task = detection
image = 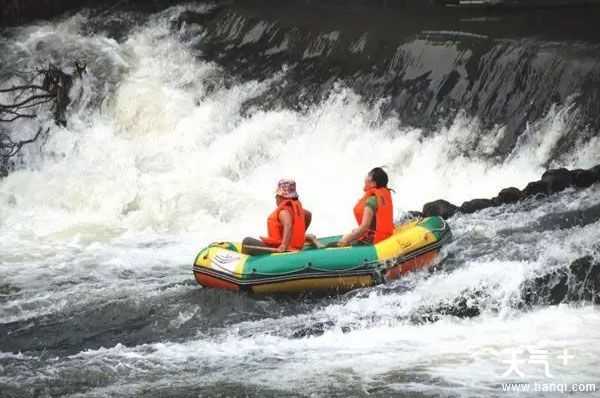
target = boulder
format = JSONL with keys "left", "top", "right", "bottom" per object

{"left": 590, "top": 164, "right": 600, "bottom": 179}
{"left": 496, "top": 187, "right": 521, "bottom": 204}
{"left": 572, "top": 169, "right": 597, "bottom": 188}
{"left": 422, "top": 199, "right": 458, "bottom": 220}
{"left": 522, "top": 256, "right": 600, "bottom": 306}
{"left": 541, "top": 168, "right": 573, "bottom": 193}
{"left": 521, "top": 180, "right": 546, "bottom": 199}
{"left": 419, "top": 165, "right": 598, "bottom": 219}
{"left": 460, "top": 198, "right": 493, "bottom": 214}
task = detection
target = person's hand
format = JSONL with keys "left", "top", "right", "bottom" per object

{"left": 276, "top": 244, "right": 288, "bottom": 253}
{"left": 337, "top": 237, "right": 349, "bottom": 247}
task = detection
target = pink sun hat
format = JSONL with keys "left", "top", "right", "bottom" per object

{"left": 275, "top": 179, "right": 299, "bottom": 199}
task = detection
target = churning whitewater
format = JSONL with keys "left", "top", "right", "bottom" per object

{"left": 1, "top": 3, "right": 599, "bottom": 397}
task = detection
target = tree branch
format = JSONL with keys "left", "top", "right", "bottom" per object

{"left": 0, "top": 94, "right": 53, "bottom": 109}
{"left": 0, "top": 127, "right": 48, "bottom": 158}
{"left": 0, "top": 115, "right": 36, "bottom": 122}
{"left": 0, "top": 84, "right": 46, "bottom": 93}
{"left": 1, "top": 60, "right": 87, "bottom": 175}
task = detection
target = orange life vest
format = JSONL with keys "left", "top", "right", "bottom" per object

{"left": 353, "top": 187, "right": 394, "bottom": 244}
{"left": 260, "top": 199, "right": 306, "bottom": 250}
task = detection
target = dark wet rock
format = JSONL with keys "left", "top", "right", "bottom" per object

{"left": 496, "top": 187, "right": 521, "bottom": 204}
{"left": 521, "top": 269, "right": 569, "bottom": 305}
{"left": 407, "top": 210, "right": 423, "bottom": 219}
{"left": 438, "top": 295, "right": 482, "bottom": 318}
{"left": 521, "top": 256, "right": 600, "bottom": 306}
{"left": 460, "top": 198, "right": 493, "bottom": 214}
{"left": 569, "top": 257, "right": 600, "bottom": 302}
{"left": 173, "top": 7, "right": 223, "bottom": 30}
{"left": 422, "top": 199, "right": 458, "bottom": 220}
{"left": 541, "top": 167, "right": 573, "bottom": 193}
{"left": 572, "top": 169, "right": 597, "bottom": 188}
{"left": 421, "top": 165, "right": 597, "bottom": 217}
{"left": 521, "top": 180, "right": 547, "bottom": 199}
{"left": 290, "top": 321, "right": 331, "bottom": 338}
{"left": 411, "top": 293, "right": 482, "bottom": 323}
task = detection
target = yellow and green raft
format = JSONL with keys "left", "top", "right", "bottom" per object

{"left": 193, "top": 216, "right": 451, "bottom": 294}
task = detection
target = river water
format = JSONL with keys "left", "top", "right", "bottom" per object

{"left": 1, "top": 2, "right": 599, "bottom": 397}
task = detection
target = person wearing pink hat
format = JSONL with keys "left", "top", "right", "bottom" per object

{"left": 242, "top": 179, "right": 322, "bottom": 255}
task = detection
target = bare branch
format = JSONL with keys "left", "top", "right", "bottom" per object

{"left": 0, "top": 94, "right": 53, "bottom": 109}
{"left": 0, "top": 108, "right": 37, "bottom": 121}
{"left": 0, "top": 84, "right": 46, "bottom": 93}
{"left": 0, "top": 114, "right": 36, "bottom": 122}
{"left": 1, "top": 60, "right": 87, "bottom": 175}
{"left": 0, "top": 127, "right": 48, "bottom": 158}
{"left": 18, "top": 98, "right": 54, "bottom": 109}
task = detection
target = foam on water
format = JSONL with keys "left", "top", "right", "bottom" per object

{"left": 1, "top": 4, "right": 599, "bottom": 397}
{"left": 2, "top": 6, "right": 598, "bottom": 254}
{"left": 2, "top": 305, "right": 598, "bottom": 397}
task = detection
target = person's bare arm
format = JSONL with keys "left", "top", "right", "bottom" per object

{"left": 338, "top": 207, "right": 374, "bottom": 247}
{"left": 277, "top": 209, "right": 293, "bottom": 252}
{"left": 304, "top": 209, "right": 312, "bottom": 229}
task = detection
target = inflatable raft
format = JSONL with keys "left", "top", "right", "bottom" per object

{"left": 193, "top": 216, "right": 451, "bottom": 294}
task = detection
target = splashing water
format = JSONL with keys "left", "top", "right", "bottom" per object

{"left": 1, "top": 4, "right": 599, "bottom": 397}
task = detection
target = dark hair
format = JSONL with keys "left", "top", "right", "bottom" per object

{"left": 368, "top": 167, "right": 388, "bottom": 188}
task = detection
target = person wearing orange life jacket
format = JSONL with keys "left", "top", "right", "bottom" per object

{"left": 242, "top": 179, "right": 322, "bottom": 255}
{"left": 337, "top": 167, "right": 394, "bottom": 247}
